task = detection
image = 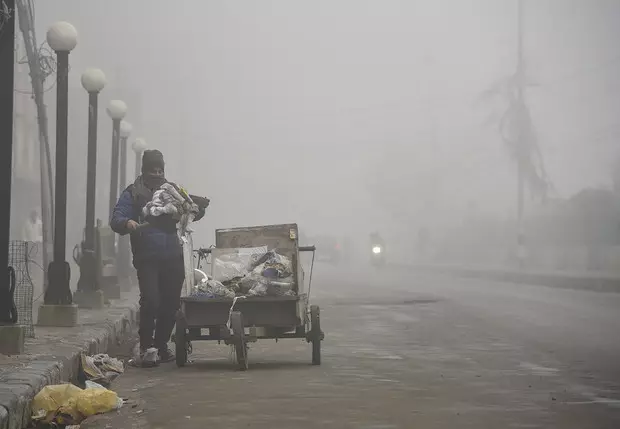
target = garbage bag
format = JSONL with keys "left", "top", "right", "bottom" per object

{"left": 75, "top": 387, "right": 121, "bottom": 417}
{"left": 212, "top": 247, "right": 268, "bottom": 282}
{"left": 253, "top": 250, "right": 293, "bottom": 278}
{"left": 246, "top": 274, "right": 295, "bottom": 297}
{"left": 32, "top": 382, "right": 121, "bottom": 425}
{"left": 32, "top": 384, "right": 83, "bottom": 424}
{"left": 191, "top": 279, "right": 235, "bottom": 298}
{"left": 212, "top": 254, "right": 249, "bottom": 282}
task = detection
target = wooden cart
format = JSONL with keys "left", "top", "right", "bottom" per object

{"left": 174, "top": 223, "right": 322, "bottom": 370}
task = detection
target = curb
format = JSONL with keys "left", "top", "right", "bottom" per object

{"left": 410, "top": 264, "right": 620, "bottom": 293}
{"left": 0, "top": 302, "right": 139, "bottom": 429}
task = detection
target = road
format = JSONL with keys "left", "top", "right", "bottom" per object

{"left": 83, "top": 263, "right": 620, "bottom": 429}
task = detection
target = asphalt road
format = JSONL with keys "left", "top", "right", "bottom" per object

{"left": 83, "top": 263, "right": 620, "bottom": 429}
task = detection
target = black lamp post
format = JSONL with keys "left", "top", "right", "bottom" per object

{"left": 119, "top": 121, "right": 132, "bottom": 195}
{"left": 106, "top": 100, "right": 127, "bottom": 220}
{"left": 75, "top": 68, "right": 107, "bottom": 308}
{"left": 43, "top": 21, "right": 78, "bottom": 309}
{"left": 117, "top": 121, "right": 132, "bottom": 287}
{"left": 0, "top": 0, "right": 17, "bottom": 325}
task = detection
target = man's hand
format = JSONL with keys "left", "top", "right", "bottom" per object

{"left": 126, "top": 220, "right": 139, "bottom": 231}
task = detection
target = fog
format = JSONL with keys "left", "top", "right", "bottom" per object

{"left": 14, "top": 1, "right": 620, "bottom": 264}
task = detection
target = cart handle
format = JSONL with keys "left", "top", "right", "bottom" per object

{"left": 299, "top": 245, "right": 316, "bottom": 252}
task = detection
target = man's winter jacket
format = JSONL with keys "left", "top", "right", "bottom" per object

{"left": 110, "top": 177, "right": 205, "bottom": 263}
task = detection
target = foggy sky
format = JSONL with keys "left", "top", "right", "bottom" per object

{"left": 30, "top": 0, "right": 620, "bottom": 247}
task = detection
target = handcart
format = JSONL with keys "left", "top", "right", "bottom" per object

{"left": 174, "top": 223, "right": 323, "bottom": 370}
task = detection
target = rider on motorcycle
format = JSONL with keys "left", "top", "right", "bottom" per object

{"left": 370, "top": 232, "right": 385, "bottom": 249}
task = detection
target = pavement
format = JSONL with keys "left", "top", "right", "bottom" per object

{"left": 0, "top": 289, "right": 139, "bottom": 429}
{"left": 79, "top": 264, "right": 620, "bottom": 429}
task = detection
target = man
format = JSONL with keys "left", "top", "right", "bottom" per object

{"left": 110, "top": 149, "right": 206, "bottom": 366}
{"left": 22, "top": 209, "right": 42, "bottom": 244}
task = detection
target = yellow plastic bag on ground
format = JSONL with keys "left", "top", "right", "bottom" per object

{"left": 76, "top": 388, "right": 120, "bottom": 417}
{"left": 32, "top": 384, "right": 83, "bottom": 424}
{"left": 32, "top": 383, "right": 120, "bottom": 425}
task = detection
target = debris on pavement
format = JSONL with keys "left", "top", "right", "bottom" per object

{"left": 31, "top": 382, "right": 123, "bottom": 427}
{"left": 80, "top": 353, "right": 124, "bottom": 387}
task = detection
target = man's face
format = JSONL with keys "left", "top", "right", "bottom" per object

{"left": 144, "top": 166, "right": 165, "bottom": 188}
{"left": 148, "top": 166, "right": 164, "bottom": 178}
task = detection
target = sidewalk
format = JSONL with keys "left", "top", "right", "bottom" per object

{"left": 0, "top": 289, "right": 139, "bottom": 429}
{"left": 410, "top": 263, "right": 620, "bottom": 293}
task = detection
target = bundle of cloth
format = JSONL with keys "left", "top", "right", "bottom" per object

{"left": 142, "top": 182, "right": 200, "bottom": 240}
{"left": 142, "top": 183, "right": 197, "bottom": 219}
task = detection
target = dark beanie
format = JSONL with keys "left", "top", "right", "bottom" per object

{"left": 141, "top": 149, "right": 165, "bottom": 174}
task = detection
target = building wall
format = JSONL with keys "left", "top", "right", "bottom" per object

{"left": 11, "top": 38, "right": 41, "bottom": 241}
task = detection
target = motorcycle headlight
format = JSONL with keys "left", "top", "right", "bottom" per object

{"left": 372, "top": 246, "right": 382, "bottom": 254}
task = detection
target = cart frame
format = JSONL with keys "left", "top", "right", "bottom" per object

{"left": 175, "top": 223, "right": 322, "bottom": 370}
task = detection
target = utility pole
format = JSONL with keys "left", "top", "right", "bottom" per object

{"left": 15, "top": 0, "right": 55, "bottom": 288}
{"left": 516, "top": 0, "right": 526, "bottom": 270}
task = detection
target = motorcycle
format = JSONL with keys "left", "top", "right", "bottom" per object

{"left": 370, "top": 243, "right": 386, "bottom": 268}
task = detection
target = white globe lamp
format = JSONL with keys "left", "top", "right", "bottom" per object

{"left": 132, "top": 138, "right": 147, "bottom": 154}
{"left": 106, "top": 100, "right": 127, "bottom": 121}
{"left": 120, "top": 121, "right": 133, "bottom": 138}
{"left": 81, "top": 68, "right": 106, "bottom": 93}
{"left": 46, "top": 21, "right": 78, "bottom": 52}
{"left": 132, "top": 138, "right": 147, "bottom": 176}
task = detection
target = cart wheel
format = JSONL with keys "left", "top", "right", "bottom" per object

{"left": 175, "top": 323, "right": 188, "bottom": 367}
{"left": 230, "top": 311, "right": 248, "bottom": 371}
{"left": 310, "top": 305, "right": 322, "bottom": 365}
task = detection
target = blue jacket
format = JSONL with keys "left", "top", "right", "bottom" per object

{"left": 110, "top": 184, "right": 205, "bottom": 263}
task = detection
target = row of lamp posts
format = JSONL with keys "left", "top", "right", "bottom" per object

{"left": 38, "top": 21, "right": 147, "bottom": 326}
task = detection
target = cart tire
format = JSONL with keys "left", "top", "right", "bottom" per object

{"left": 175, "top": 323, "right": 188, "bottom": 367}
{"left": 310, "top": 305, "right": 321, "bottom": 365}
{"left": 230, "top": 311, "right": 248, "bottom": 371}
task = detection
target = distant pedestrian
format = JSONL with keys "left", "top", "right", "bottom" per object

{"left": 22, "top": 209, "right": 42, "bottom": 244}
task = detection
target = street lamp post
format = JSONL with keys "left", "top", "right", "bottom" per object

{"left": 132, "top": 138, "right": 147, "bottom": 178}
{"left": 39, "top": 21, "right": 79, "bottom": 327}
{"left": 119, "top": 121, "right": 132, "bottom": 194}
{"left": 117, "top": 121, "right": 132, "bottom": 289}
{"left": 102, "top": 100, "right": 127, "bottom": 300}
{"left": 0, "top": 0, "right": 19, "bottom": 346}
{"left": 0, "top": 0, "right": 26, "bottom": 355}
{"left": 107, "top": 100, "right": 127, "bottom": 219}
{"left": 74, "top": 68, "right": 106, "bottom": 309}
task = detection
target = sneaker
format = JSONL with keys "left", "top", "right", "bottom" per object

{"left": 129, "top": 347, "right": 159, "bottom": 368}
{"left": 158, "top": 347, "right": 175, "bottom": 363}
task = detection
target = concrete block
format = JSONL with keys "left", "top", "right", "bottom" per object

{"left": 0, "top": 405, "right": 8, "bottom": 429}
{"left": 0, "top": 325, "right": 25, "bottom": 355}
{"left": 101, "top": 266, "right": 121, "bottom": 300}
{"left": 73, "top": 289, "right": 105, "bottom": 309}
{"left": 102, "top": 281, "right": 121, "bottom": 300}
{"left": 36, "top": 304, "right": 78, "bottom": 327}
{"left": 0, "top": 389, "right": 19, "bottom": 429}
{"left": 0, "top": 384, "right": 32, "bottom": 429}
